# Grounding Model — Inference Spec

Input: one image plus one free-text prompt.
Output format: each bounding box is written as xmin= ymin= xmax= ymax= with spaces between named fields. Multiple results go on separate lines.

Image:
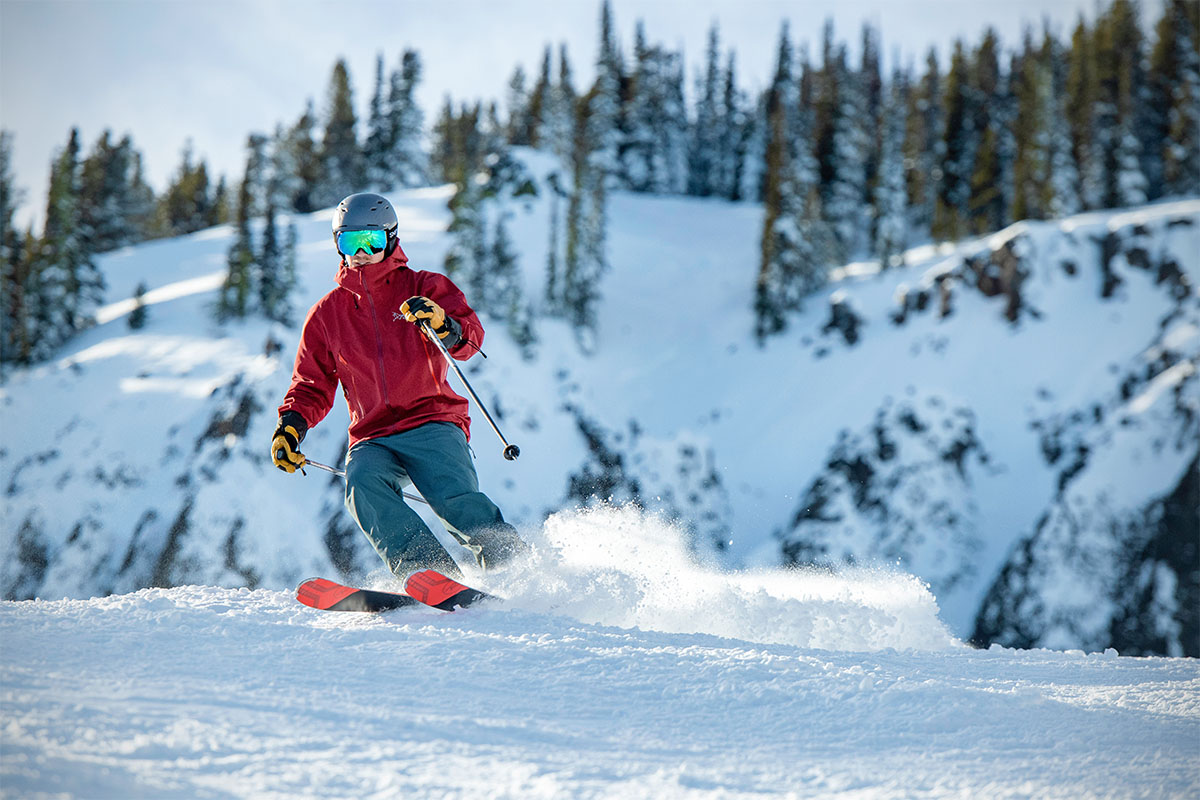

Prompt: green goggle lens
xmin=336 ymin=229 xmax=388 ymax=256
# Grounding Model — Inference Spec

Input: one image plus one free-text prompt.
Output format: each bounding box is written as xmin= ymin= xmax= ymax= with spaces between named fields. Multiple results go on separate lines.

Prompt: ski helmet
xmin=332 ymin=193 xmax=400 ymax=255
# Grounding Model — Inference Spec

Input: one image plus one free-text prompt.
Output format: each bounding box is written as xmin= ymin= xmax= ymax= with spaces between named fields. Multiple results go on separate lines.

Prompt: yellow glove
xmin=400 ymin=296 xmax=459 ymax=343
xmin=271 ymin=412 xmax=307 ymax=474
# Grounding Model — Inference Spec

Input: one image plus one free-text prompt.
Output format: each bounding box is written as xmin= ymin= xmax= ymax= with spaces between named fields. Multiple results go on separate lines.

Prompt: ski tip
xmin=296 ymin=577 xmax=357 ymax=610
xmin=405 ymin=569 xmax=496 ymax=611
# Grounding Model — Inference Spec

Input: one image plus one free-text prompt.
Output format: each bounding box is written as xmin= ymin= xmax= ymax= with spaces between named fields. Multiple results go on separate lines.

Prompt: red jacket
xmin=278 ymin=246 xmax=483 ymax=447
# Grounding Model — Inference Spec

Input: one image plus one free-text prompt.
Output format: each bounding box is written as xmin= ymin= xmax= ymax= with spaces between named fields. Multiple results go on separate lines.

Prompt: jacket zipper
xmin=360 ymin=276 xmax=391 ymax=406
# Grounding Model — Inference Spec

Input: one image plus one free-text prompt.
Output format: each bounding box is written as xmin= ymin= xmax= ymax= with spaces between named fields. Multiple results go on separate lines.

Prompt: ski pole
xmin=298 ymin=456 xmax=429 ymax=506
xmin=420 ymin=321 xmax=521 ymax=461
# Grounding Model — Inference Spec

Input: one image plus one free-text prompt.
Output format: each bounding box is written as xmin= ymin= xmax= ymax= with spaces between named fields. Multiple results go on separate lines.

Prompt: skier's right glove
xmin=271 ymin=411 xmax=308 ymax=474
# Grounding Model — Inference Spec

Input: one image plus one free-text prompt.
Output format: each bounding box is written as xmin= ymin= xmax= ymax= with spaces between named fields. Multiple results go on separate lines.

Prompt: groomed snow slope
xmin=2 ymin=508 xmax=1198 ymax=800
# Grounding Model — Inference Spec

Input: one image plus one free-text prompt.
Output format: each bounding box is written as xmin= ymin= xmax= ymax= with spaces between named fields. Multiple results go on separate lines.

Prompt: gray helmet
xmin=332 ymin=192 xmax=398 ymax=234
xmin=332 ymin=193 xmax=400 ymax=255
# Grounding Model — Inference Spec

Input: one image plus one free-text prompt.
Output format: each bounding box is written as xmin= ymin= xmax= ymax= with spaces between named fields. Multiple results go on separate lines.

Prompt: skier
xmin=271 ymin=192 xmax=529 ymax=581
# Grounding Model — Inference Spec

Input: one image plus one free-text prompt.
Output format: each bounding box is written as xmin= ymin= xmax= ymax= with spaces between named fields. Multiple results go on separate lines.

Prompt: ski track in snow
xmin=2 ymin=507 xmax=1198 ymax=799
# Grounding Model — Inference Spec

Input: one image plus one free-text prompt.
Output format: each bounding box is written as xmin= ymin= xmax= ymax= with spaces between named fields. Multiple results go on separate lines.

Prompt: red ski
xmin=295 ymin=570 xmax=495 ymax=613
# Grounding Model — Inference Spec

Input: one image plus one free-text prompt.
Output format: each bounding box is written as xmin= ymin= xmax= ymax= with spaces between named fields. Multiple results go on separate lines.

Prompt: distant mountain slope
xmin=1 ymin=164 xmax=1195 ymax=653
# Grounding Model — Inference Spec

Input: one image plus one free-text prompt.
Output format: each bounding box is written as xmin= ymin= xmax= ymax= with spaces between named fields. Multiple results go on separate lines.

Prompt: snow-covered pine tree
xmin=873 ymin=69 xmax=908 ymax=269
xmin=388 ymin=50 xmax=427 ymax=188
xmin=688 ymin=23 xmax=723 ymax=197
xmin=1094 ymin=0 xmax=1149 ymax=208
xmin=592 ymin=0 xmax=624 ymax=187
xmin=756 ymin=24 xmax=831 ymax=341
xmin=317 ymin=59 xmax=365 ymax=206
xmin=825 ymin=41 xmax=871 ymax=261
xmin=718 ymin=51 xmax=750 ymax=201
xmin=543 ymin=45 xmax=577 ymax=163
xmin=623 ymin=23 xmax=688 ymax=195
xmin=859 ymin=23 xmax=884 ymax=224
xmin=1042 ymin=27 xmax=1081 ymax=218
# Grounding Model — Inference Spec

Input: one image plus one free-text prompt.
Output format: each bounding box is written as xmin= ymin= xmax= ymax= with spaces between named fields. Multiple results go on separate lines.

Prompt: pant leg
xmin=344 ymin=439 xmax=463 ymax=579
xmin=392 ymin=422 xmax=530 ymax=571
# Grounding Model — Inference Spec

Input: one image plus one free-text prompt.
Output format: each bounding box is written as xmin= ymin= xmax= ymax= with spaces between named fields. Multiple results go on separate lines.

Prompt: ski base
xmin=295 ymin=569 xmax=496 ymax=614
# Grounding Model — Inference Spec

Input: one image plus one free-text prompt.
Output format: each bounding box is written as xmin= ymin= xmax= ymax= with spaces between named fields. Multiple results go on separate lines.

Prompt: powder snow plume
xmin=453 ymin=505 xmax=960 ymax=652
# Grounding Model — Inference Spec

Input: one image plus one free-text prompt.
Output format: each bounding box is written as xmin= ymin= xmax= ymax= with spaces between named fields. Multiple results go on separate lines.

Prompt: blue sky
xmin=2 ymin=0 xmax=1106 ymax=231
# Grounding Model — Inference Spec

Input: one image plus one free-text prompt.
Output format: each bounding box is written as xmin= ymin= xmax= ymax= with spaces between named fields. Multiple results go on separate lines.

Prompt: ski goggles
xmin=336 ymin=229 xmax=388 ymax=256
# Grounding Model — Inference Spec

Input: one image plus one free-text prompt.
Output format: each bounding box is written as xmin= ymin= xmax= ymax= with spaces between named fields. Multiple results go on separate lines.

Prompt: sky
xmin=1 ymin=0 xmax=1111 ymax=232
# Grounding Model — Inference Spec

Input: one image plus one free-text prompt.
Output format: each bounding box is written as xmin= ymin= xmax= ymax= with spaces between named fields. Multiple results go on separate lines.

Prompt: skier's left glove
xmin=271 ymin=411 xmax=308 ymax=474
xmin=400 ymin=296 xmax=462 ymax=348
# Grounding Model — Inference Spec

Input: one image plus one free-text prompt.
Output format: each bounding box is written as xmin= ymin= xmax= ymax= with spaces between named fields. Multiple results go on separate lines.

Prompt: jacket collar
xmin=335 ymin=244 xmax=409 ymax=296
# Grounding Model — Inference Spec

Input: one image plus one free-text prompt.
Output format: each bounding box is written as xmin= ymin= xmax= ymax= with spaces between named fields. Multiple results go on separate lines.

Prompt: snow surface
xmin=2 ymin=506 xmax=1198 ymax=800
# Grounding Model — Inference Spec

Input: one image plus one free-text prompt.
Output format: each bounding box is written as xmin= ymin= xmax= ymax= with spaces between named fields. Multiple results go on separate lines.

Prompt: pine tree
xmin=281 ymin=101 xmax=322 ymax=213
xmin=756 ymin=24 xmax=831 ymax=341
xmin=0 ymin=130 xmax=29 ymax=367
xmin=318 ymin=59 xmax=365 ymax=206
xmin=527 ymin=46 xmax=554 ymax=150
xmin=719 ymin=51 xmax=750 ymax=201
xmin=688 ymin=23 xmax=723 ymax=197
xmin=1041 ymin=27 xmax=1082 ymax=218
xmin=388 ymin=50 xmax=428 ymax=188
xmin=859 ymin=23 xmax=884 ymax=218
xmin=128 ymin=281 xmax=148 ymax=330
xmin=156 ymin=141 xmax=214 ymax=236
xmin=592 ymin=0 xmax=624 ymax=185
xmin=1093 ymin=0 xmax=1148 ymax=208
xmin=903 ymin=50 xmax=944 ymax=235
xmin=41 ymin=128 xmax=103 ymax=341
xmin=623 ymin=23 xmax=688 ymax=194
xmin=78 ymin=130 xmax=144 ymax=253
xmin=365 ymin=53 xmax=392 ymax=189
xmin=967 ymin=28 xmax=1009 ymax=235
xmin=505 ymin=65 xmax=533 ymax=146
xmin=934 ymin=41 xmax=972 ymax=240
xmin=217 ymin=139 xmax=262 ymax=321
xmin=1066 ymin=17 xmax=1104 ymax=209
xmin=544 ymin=45 xmax=577 ymax=162
xmin=825 ymin=40 xmax=871 ymax=260
xmin=563 ymin=90 xmax=609 ymax=350
xmin=874 ymin=70 xmax=909 ymax=268
xmin=1012 ymin=28 xmax=1047 ymax=221
xmin=1152 ymin=0 xmax=1200 ymax=196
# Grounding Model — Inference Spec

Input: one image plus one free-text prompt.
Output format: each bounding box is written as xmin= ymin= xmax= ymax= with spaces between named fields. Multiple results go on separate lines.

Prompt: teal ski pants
xmin=344 ymin=422 xmax=527 ymax=579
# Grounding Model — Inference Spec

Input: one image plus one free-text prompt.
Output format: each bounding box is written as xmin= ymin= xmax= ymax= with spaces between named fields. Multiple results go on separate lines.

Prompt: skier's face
xmin=346 ymin=250 xmax=387 ymax=268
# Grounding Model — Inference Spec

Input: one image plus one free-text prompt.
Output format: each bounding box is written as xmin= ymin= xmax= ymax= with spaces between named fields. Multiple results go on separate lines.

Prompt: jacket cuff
xmin=442 ymin=316 xmax=464 ymax=350
xmin=278 ymin=410 xmax=309 ymax=443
